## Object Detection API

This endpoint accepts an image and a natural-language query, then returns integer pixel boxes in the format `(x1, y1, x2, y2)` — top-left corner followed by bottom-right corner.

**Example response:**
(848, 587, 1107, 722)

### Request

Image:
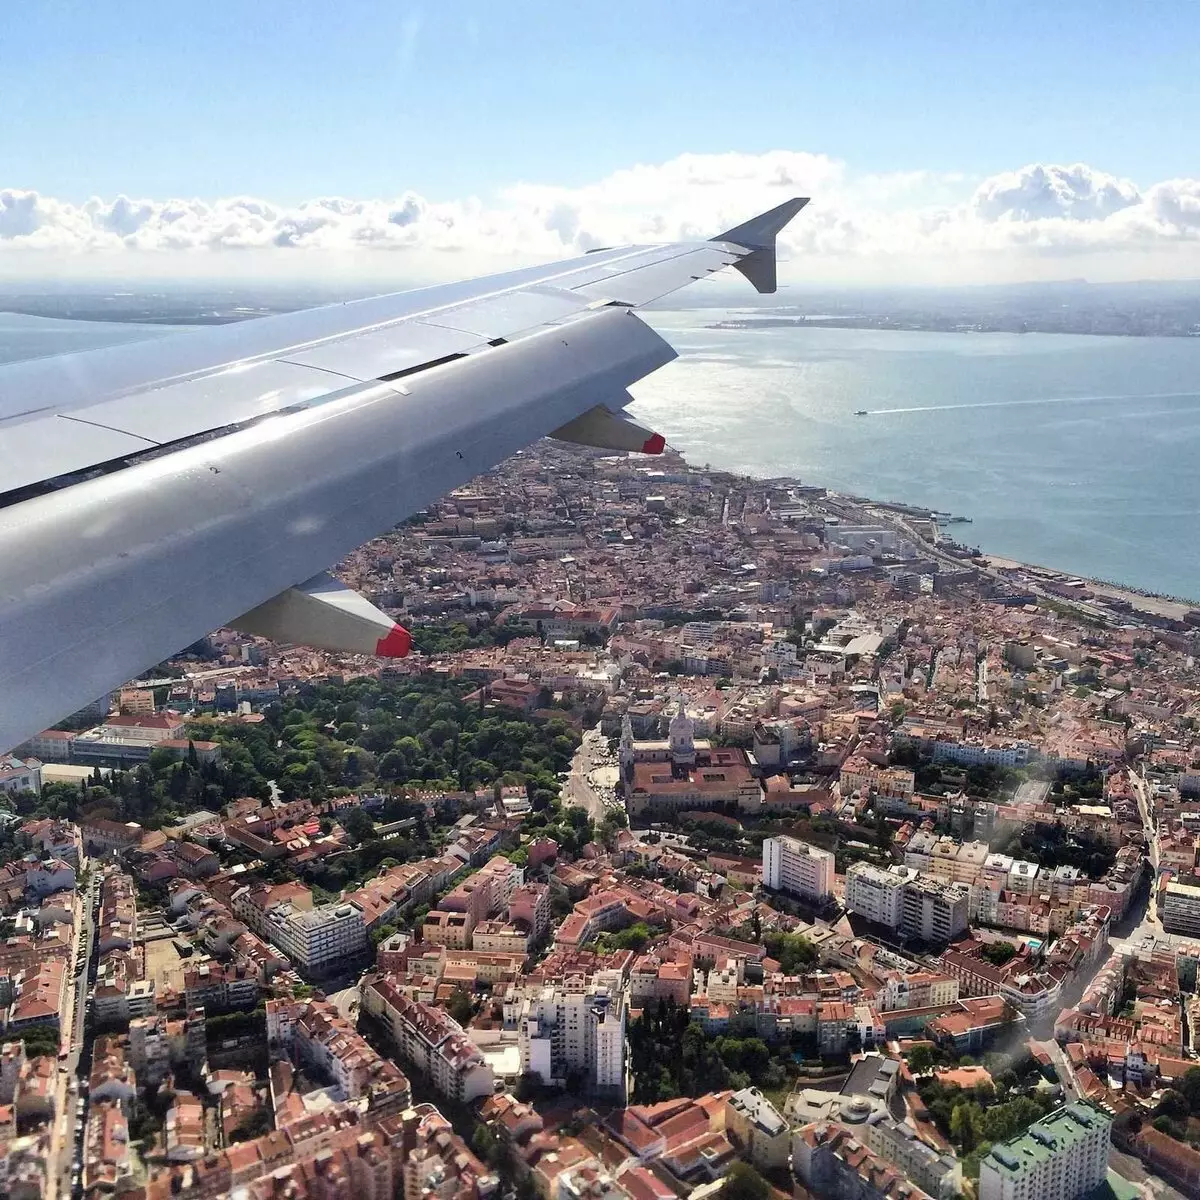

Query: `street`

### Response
(47, 863, 98, 1200)
(562, 726, 620, 824)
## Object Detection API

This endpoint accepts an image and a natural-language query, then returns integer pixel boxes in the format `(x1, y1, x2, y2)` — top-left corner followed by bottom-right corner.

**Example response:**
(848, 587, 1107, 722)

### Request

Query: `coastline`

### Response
(977, 554, 1198, 620)
(705, 457, 1200, 622)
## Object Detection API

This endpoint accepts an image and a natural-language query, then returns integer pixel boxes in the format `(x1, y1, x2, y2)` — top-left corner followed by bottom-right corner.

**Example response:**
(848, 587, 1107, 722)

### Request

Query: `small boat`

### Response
(854, 409, 869, 416)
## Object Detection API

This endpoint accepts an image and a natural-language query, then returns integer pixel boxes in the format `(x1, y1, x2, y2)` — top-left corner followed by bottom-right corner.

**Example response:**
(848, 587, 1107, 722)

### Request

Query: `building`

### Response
(762, 836, 834, 901)
(360, 980, 494, 1104)
(507, 978, 627, 1098)
(263, 899, 368, 975)
(978, 1104, 1110, 1200)
(0, 755, 41, 796)
(1162, 881, 1200, 937)
(725, 1087, 790, 1169)
(793, 1120, 934, 1200)
(900, 875, 971, 943)
(860, 1110, 962, 1200)
(845, 863, 909, 929)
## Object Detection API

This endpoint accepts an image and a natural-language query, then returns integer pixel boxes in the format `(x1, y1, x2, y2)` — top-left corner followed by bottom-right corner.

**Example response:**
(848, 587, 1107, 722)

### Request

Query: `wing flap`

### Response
(572, 246, 741, 306)
(0, 415, 158, 494)
(420, 285, 586, 338)
(281, 321, 481, 381)
(63, 359, 352, 446)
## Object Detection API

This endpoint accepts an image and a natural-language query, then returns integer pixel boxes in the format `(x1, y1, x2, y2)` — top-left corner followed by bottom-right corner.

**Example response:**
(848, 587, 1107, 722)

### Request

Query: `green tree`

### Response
(723, 1161, 769, 1200)
(342, 807, 376, 845)
(1155, 1089, 1191, 1124)
(908, 1044, 935, 1076)
(1177, 1067, 1200, 1114)
(447, 988, 474, 1026)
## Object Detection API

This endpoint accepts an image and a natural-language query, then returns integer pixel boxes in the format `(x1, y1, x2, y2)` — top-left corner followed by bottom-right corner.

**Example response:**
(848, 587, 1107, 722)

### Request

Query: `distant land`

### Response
(707, 278, 1200, 338)
(2, 276, 1200, 334)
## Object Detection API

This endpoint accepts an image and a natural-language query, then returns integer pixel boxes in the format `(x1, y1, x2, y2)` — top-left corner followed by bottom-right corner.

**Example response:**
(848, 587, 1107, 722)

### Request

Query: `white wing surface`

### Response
(0, 198, 807, 751)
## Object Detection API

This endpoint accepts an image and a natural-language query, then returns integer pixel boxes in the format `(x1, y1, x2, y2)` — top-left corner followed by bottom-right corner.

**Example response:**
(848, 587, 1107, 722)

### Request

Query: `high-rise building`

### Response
(900, 874, 970, 943)
(845, 863, 909, 928)
(1162, 882, 1200, 937)
(509, 979, 627, 1099)
(762, 836, 834, 900)
(978, 1104, 1110, 1200)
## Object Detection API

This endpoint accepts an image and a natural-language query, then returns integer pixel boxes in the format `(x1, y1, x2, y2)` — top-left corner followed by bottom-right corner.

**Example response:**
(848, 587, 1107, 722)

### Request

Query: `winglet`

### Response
(711, 196, 809, 294)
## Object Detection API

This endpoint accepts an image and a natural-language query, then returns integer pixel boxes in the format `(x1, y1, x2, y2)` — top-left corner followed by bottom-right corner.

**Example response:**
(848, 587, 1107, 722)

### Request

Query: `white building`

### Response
(0, 755, 42, 796)
(1162, 881, 1200, 937)
(762, 836, 834, 901)
(265, 900, 368, 975)
(725, 1087, 790, 1169)
(979, 1104, 1110, 1200)
(508, 978, 626, 1099)
(845, 863, 909, 928)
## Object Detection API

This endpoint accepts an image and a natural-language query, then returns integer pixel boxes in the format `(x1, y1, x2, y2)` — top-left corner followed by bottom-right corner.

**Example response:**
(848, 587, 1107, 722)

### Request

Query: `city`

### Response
(2, 438, 1200, 1199)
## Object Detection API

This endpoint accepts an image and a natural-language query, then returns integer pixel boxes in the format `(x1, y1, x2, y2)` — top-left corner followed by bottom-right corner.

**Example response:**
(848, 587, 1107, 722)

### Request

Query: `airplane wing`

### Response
(0, 197, 807, 752)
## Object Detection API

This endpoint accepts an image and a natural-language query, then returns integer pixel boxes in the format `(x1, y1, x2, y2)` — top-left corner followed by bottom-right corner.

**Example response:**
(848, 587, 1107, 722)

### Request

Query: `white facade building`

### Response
(509, 978, 626, 1099)
(845, 863, 909, 928)
(762, 836, 834, 901)
(979, 1104, 1110, 1200)
(265, 900, 368, 975)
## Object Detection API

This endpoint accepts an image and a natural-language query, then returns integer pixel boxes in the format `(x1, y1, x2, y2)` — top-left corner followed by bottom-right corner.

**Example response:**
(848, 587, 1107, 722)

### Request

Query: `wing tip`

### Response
(375, 624, 413, 658)
(712, 196, 810, 294)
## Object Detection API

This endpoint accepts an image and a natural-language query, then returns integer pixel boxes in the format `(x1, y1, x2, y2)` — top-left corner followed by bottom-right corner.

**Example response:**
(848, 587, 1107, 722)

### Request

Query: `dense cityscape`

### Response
(6, 438, 1200, 1200)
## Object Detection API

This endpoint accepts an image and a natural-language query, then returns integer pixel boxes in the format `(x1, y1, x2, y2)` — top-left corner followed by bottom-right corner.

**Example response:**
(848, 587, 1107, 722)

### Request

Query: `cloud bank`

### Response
(2, 153, 1199, 283)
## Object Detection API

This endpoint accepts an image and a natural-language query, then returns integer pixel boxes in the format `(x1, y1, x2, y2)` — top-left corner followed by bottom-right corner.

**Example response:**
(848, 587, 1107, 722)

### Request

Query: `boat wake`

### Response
(868, 390, 1200, 415)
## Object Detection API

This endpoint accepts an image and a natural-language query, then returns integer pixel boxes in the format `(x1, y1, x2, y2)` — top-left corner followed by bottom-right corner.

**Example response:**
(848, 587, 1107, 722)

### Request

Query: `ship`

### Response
(854, 409, 869, 416)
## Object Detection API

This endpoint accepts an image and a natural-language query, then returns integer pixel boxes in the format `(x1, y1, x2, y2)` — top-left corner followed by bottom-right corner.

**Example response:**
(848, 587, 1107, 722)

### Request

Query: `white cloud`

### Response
(1, 153, 1199, 283)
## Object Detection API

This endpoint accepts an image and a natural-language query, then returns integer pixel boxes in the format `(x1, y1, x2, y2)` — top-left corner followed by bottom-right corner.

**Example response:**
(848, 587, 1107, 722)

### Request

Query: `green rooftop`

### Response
(982, 1103, 1112, 1178)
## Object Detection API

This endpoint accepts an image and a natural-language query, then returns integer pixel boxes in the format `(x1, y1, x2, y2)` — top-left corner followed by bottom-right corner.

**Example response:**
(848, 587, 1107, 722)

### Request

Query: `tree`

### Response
(342, 807, 376, 845)
(723, 1161, 769, 1200)
(471, 1123, 498, 1162)
(1155, 1089, 1191, 1124)
(447, 988, 474, 1026)
(908, 1044, 935, 1076)
(1177, 1067, 1200, 1114)
(230, 1109, 271, 1142)
(951, 1102, 980, 1152)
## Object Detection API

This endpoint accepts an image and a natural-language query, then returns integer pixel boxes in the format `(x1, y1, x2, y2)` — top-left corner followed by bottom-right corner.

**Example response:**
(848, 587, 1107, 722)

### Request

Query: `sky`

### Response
(2, 0, 1199, 285)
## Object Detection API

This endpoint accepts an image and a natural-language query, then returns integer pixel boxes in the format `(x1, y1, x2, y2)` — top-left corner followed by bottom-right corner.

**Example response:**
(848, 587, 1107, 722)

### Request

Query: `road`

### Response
(48, 864, 98, 1200)
(562, 727, 620, 824)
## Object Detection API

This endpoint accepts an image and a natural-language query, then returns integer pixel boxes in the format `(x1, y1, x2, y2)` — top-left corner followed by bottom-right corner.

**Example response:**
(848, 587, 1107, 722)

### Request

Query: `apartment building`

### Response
(901, 875, 971, 943)
(183, 961, 260, 1013)
(266, 997, 410, 1109)
(845, 863, 909, 928)
(762, 836, 834, 901)
(507, 978, 627, 1099)
(1162, 881, 1200, 937)
(877, 971, 960, 1012)
(793, 1121, 934, 1200)
(725, 1087, 790, 1169)
(263, 900, 368, 975)
(860, 1110, 962, 1200)
(360, 979, 495, 1103)
(978, 1104, 1111, 1200)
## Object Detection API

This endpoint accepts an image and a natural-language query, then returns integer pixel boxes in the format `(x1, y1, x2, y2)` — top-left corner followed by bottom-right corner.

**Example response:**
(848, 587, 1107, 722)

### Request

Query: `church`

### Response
(620, 697, 760, 819)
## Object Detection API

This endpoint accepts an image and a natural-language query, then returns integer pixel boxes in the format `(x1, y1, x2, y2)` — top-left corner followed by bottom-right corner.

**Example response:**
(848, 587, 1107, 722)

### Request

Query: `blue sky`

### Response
(2, 1, 1198, 283)
(5, 0, 1197, 201)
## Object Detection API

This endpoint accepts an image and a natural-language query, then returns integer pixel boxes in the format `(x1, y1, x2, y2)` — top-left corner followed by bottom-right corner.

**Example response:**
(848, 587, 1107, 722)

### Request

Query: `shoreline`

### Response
(700, 458, 1200, 621)
(976, 554, 1198, 620)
